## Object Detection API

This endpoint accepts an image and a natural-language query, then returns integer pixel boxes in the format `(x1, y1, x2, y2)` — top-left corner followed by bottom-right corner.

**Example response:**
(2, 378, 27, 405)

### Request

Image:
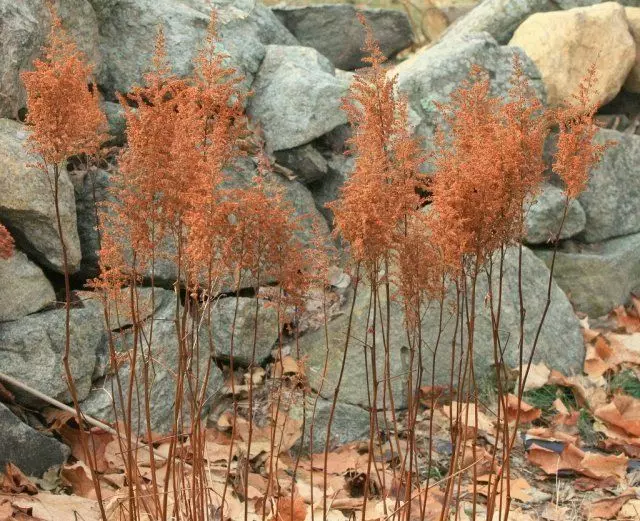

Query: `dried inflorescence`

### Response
(553, 64, 609, 199)
(427, 62, 548, 274)
(0, 224, 14, 260)
(96, 16, 316, 303)
(21, 10, 107, 167)
(330, 20, 426, 274)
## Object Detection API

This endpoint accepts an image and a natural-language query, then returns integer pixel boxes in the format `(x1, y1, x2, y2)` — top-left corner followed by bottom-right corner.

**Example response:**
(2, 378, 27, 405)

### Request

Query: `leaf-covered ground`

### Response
(3, 298, 640, 521)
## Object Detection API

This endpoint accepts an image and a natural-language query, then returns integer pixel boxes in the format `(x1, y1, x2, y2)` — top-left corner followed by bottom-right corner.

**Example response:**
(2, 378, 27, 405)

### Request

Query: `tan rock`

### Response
(624, 7, 640, 93)
(509, 2, 635, 107)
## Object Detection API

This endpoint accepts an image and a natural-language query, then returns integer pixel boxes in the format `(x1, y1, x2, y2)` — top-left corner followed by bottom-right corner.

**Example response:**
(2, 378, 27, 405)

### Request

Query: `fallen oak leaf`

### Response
(1, 464, 37, 495)
(526, 442, 584, 475)
(276, 496, 306, 521)
(578, 452, 628, 482)
(582, 490, 637, 519)
(595, 395, 640, 437)
(503, 394, 541, 423)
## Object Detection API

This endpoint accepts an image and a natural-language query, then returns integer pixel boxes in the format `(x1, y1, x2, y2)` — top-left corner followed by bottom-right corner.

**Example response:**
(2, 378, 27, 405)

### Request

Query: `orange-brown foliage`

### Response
(97, 16, 314, 300)
(553, 64, 609, 199)
(329, 20, 425, 272)
(0, 224, 14, 260)
(21, 10, 106, 166)
(427, 61, 548, 273)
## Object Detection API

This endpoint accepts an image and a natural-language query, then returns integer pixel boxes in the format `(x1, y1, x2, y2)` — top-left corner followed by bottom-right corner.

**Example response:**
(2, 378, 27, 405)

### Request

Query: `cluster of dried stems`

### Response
(16, 6, 607, 521)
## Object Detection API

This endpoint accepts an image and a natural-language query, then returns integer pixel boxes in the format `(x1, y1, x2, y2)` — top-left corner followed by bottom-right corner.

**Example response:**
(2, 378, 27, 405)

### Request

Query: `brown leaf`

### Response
(504, 394, 541, 424)
(1, 492, 101, 521)
(582, 490, 636, 519)
(578, 452, 628, 482)
(276, 496, 306, 521)
(60, 462, 116, 501)
(526, 442, 584, 475)
(595, 395, 640, 437)
(1, 464, 37, 495)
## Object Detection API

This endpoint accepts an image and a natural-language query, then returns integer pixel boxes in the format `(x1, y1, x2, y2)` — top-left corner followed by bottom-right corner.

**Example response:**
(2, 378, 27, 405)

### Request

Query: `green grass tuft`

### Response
(610, 370, 640, 399)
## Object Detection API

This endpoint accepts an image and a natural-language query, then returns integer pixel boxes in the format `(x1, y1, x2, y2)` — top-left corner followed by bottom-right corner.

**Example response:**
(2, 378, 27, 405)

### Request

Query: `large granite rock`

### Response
(203, 297, 279, 366)
(0, 249, 55, 321)
(577, 128, 640, 243)
(394, 32, 545, 150)
(297, 246, 583, 409)
(535, 233, 640, 317)
(0, 0, 100, 120)
(247, 45, 349, 152)
(89, 0, 295, 97)
(274, 144, 328, 185)
(442, 0, 556, 44)
(624, 7, 640, 93)
(0, 119, 82, 273)
(272, 4, 413, 70)
(0, 403, 70, 477)
(81, 292, 224, 434)
(72, 168, 111, 280)
(0, 297, 106, 406)
(509, 2, 635, 107)
(524, 184, 586, 244)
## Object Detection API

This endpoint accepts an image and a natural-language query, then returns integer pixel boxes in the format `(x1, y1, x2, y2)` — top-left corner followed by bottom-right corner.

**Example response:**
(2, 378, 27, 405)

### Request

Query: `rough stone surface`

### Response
(0, 403, 70, 477)
(72, 168, 111, 280)
(625, 8, 640, 93)
(82, 294, 224, 434)
(294, 397, 370, 453)
(556, 0, 640, 7)
(535, 233, 640, 317)
(442, 0, 556, 44)
(89, 0, 294, 97)
(274, 144, 328, 185)
(0, 0, 100, 120)
(578, 128, 640, 243)
(272, 5, 413, 70)
(310, 153, 353, 227)
(102, 101, 127, 146)
(394, 33, 545, 151)
(203, 297, 279, 366)
(509, 2, 635, 107)
(0, 250, 55, 322)
(524, 184, 586, 244)
(247, 45, 349, 151)
(0, 119, 82, 273)
(297, 246, 583, 409)
(0, 298, 106, 406)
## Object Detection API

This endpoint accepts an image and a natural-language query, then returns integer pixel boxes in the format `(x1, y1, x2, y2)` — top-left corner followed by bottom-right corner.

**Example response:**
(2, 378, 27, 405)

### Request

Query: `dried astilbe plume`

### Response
(0, 224, 14, 260)
(553, 63, 610, 199)
(428, 61, 548, 273)
(21, 9, 107, 166)
(330, 17, 425, 272)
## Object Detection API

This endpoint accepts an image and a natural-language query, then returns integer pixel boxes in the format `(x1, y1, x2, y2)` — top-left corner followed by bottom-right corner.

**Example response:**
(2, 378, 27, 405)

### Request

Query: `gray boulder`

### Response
(535, 233, 640, 317)
(393, 33, 545, 151)
(297, 246, 583, 409)
(295, 397, 370, 453)
(71, 168, 111, 280)
(578, 128, 640, 243)
(89, 0, 294, 97)
(0, 0, 100, 120)
(0, 119, 82, 273)
(247, 45, 349, 151)
(274, 144, 328, 184)
(0, 403, 70, 477)
(0, 249, 55, 321)
(81, 293, 224, 434)
(102, 101, 127, 146)
(272, 4, 413, 70)
(203, 297, 279, 366)
(0, 297, 106, 406)
(524, 184, 586, 244)
(556, 0, 640, 7)
(442, 0, 557, 44)
(310, 153, 353, 227)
